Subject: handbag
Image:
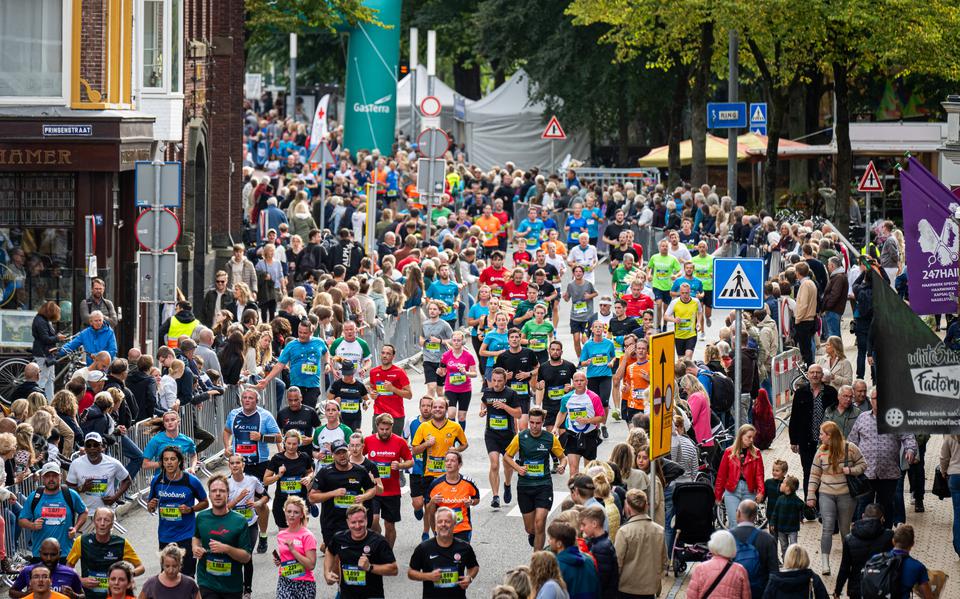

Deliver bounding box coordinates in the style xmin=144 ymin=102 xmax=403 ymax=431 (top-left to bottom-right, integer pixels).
xmin=933 ymin=466 xmax=950 ymax=500
xmin=845 ymin=443 xmax=871 ymax=498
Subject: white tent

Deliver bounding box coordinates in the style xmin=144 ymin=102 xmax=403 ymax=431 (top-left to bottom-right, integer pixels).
xmin=395 ymin=67 xmax=458 ymax=139
xmin=464 ymin=69 xmax=590 ymax=171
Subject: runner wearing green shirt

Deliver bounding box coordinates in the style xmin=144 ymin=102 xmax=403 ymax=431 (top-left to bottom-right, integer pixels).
xmin=193 ymin=475 xmax=252 ymax=599
xmin=612 ymin=253 xmax=640 ymax=297
xmin=691 ymin=240 xmax=717 ymax=327
xmin=646 ymin=238 xmax=682 ymax=330
xmin=520 ymin=303 xmax=554 ymax=364
xmin=503 ymin=407 xmax=566 ymax=550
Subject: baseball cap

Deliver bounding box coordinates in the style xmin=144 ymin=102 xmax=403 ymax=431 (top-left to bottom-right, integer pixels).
xmin=84 ymin=432 xmax=104 ymax=445
xmin=39 ymin=462 xmax=61 ymax=476
xmin=330 ymin=439 xmax=348 ymax=453
xmin=340 ymin=361 xmax=356 ymax=376
xmin=598 ymin=296 xmax=613 ymax=305
xmin=87 ymin=371 xmax=106 ymax=383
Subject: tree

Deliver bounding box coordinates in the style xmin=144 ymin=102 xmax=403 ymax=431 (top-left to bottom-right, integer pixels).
xmin=245 ymin=0 xmax=378 ymax=47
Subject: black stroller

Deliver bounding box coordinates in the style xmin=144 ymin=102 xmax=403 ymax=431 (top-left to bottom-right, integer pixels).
xmin=669 ymin=481 xmax=717 ymax=576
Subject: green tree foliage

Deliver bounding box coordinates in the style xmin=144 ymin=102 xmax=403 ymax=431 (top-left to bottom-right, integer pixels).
xmin=245 ymin=0 xmax=378 ymax=46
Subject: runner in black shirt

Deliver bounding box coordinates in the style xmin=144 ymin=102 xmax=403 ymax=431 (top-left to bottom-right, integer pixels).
xmin=328 ymin=373 xmax=369 ymax=433
xmin=494 ymin=329 xmax=539 ymax=431
xmin=347 ymin=432 xmax=382 ymax=528
xmin=480 ymin=368 xmax=521 ymax=509
xmin=537 ymin=340 xmax=576 ymax=434
xmin=408 ymin=507 xmax=479 ymax=599
xmin=526 ymin=250 xmax=559 ymax=282
xmin=324 ymin=504 xmax=398 ymax=598
xmin=608 ymin=300 xmax=646 ymax=370
xmin=276 ymin=387 xmax=321 ymax=445
xmin=531 ymin=269 xmax=559 ymax=322
xmin=264 ymin=430 xmax=315 ymax=527
xmin=308 ymin=440 xmax=378 ymax=546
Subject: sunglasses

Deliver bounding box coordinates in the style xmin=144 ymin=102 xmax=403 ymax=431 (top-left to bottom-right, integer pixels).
xmin=84 ymin=442 xmax=101 ymax=448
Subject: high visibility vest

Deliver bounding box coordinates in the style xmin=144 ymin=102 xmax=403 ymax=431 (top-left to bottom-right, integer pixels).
xmin=166 ymin=317 xmax=199 ymax=348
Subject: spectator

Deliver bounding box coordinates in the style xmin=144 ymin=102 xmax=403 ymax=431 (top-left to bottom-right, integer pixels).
xmin=58 ymin=311 xmax=118 ymax=366
xmin=940 ymin=433 xmax=960 ymax=559
xmin=824 ymin=384 xmax=860 ymax=438
xmin=78 ymin=278 xmax=119 ymax=329
xmin=225 ymin=244 xmax=258 ymax=300
xmin=788 ymin=363 xmax=837 ymax=502
xmin=8 ymin=363 xmax=43 ymax=408
xmin=614 ymin=488 xmax=665 ymax=599
xmin=138 ymin=543 xmax=200 ymax=599
xmin=159 ymin=301 xmax=201 ymax=351
xmin=886 ymin=524 xmax=934 ymax=599
xmin=817 ymin=336 xmax=853 ymax=390
xmin=502 ymin=565 xmax=532 ymax=599
xmin=767 ymin=475 xmax=804 ymax=559
xmin=730 ymin=499 xmax=779 ymax=598
xmin=257 ymin=197 xmax=288 ymax=244
xmin=127 ymin=355 xmax=157 ymax=421
xmin=50 ymin=391 xmax=82 ymax=453
xmin=578 ymin=505 xmax=618 ymax=598
xmin=761 ymin=544 xmax=828 ymax=599
xmin=685 ymin=530 xmax=751 ymax=599
xmin=793 ymin=262 xmax=818 ymax=365
xmin=199 ymin=272 xmax=236 ymax=327
xmin=546 ymin=519 xmax=600 ymax=599
xmin=714 ymin=425 xmax=765 ymax=528
xmin=835 ymin=504 xmax=893 ymax=599
xmin=528 ymin=551 xmax=568 ymax=599
xmin=32 ymin=301 xmax=66 ymax=399
xmin=821 ymin=256 xmax=847 ymax=339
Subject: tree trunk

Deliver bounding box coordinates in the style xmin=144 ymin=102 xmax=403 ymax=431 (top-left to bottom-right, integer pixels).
xmin=788 ymin=81 xmax=807 ymax=192
xmin=690 ymin=22 xmax=714 ymax=187
xmin=833 ymin=60 xmax=852 ymax=237
xmin=452 ymin=55 xmax=482 ymax=100
xmin=617 ymin=82 xmax=630 ymax=166
xmin=764 ymin=88 xmax=789 ymax=214
xmin=668 ymin=66 xmax=689 ymax=190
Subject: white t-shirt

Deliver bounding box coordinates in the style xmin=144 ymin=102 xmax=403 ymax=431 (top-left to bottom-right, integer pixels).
xmin=668 ymin=244 xmax=692 ymax=263
xmin=227 ymin=474 xmax=265 ymax=525
xmin=66 ymin=454 xmax=129 ymax=509
xmin=569 ymin=245 xmax=599 ymax=283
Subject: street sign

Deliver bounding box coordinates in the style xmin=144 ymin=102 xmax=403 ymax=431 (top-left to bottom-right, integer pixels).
xmin=749 ymin=102 xmax=767 ymax=135
xmin=707 ymin=102 xmax=747 ymax=129
xmin=649 ymin=331 xmax=675 ymax=460
xmin=416 ymin=158 xmax=446 ymax=196
xmin=541 ymin=115 xmax=566 ymax=140
xmin=135 ymin=208 xmax=181 ymax=252
xmin=417 ymin=128 xmax=450 ymax=159
xmin=419 ymin=96 xmax=442 ymax=117
xmin=453 ymin=94 xmax=466 ymax=121
xmin=858 ymin=160 xmax=885 ymax=193
xmin=138 ymin=252 xmax=177 ymax=303
xmin=713 ymin=258 xmax=765 ymax=310
xmin=314 ymin=141 xmax=336 ymax=166
xmin=134 ymin=161 xmax=181 ymax=208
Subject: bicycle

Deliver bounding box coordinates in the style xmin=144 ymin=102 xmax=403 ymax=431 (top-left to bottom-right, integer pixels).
xmin=0 ymin=348 xmax=85 ymax=406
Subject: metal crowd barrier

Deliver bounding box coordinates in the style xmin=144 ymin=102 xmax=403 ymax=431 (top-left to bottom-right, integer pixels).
xmin=770 ymin=348 xmax=802 ymax=413
xmin=362 ymin=307 xmax=424 ymax=367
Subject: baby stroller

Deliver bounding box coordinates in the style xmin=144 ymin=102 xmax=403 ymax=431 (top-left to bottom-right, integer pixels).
xmin=670 ymin=481 xmax=717 ymax=576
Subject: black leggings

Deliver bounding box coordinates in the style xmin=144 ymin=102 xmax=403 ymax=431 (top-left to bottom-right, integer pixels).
xmin=194 ymin=425 xmax=215 ymax=455
xmin=261 ymin=298 xmax=277 ymax=323
xmin=587 ymin=376 xmax=612 ymax=409
xmin=243 ymin=522 xmax=258 ymax=591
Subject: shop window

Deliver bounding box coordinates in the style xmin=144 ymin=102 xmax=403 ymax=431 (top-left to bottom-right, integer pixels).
xmin=140 ymin=0 xmax=182 ymax=94
xmin=0 ymin=0 xmax=69 ymax=102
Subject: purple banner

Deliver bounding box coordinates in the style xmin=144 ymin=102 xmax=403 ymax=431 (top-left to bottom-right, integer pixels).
xmin=901 ymin=157 xmax=959 ymax=315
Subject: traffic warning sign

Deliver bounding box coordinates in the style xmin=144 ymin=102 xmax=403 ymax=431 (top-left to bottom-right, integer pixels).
xmin=541 ymin=116 xmax=566 ymax=140
xmin=858 ymin=161 xmax=884 ymax=193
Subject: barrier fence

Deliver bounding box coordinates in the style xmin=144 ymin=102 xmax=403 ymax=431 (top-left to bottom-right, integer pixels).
xmin=770 ymin=347 xmax=802 ymax=412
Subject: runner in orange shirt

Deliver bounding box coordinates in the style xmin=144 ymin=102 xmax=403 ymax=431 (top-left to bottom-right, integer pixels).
xmin=426 ymin=451 xmax=481 ymax=542
xmin=475 ymin=204 xmax=502 ymax=254
xmin=614 ymin=336 xmax=650 ymax=424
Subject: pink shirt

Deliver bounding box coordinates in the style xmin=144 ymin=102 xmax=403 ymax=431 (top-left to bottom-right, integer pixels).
xmin=276 ymin=526 xmax=317 ymax=582
xmin=688 ymin=391 xmax=713 ymax=447
xmin=441 ymin=349 xmax=476 ymax=393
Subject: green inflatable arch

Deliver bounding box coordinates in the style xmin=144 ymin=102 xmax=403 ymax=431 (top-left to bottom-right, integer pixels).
xmin=341 ymin=0 xmax=401 ymax=154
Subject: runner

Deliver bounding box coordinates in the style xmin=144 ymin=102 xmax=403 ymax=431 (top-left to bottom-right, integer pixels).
xmin=520 ymin=303 xmax=554 ymax=364
xmin=225 ymin=453 xmax=267 ymax=599
xmin=671 ymin=261 xmax=707 ymax=340
xmin=275 ymin=387 xmax=320 ymax=447
xmin=583 ymin=195 xmax=603 ymax=247
xmin=475 ymin=205 xmax=502 ymax=258
xmin=503 ymin=407 xmax=567 ymax=550
xmin=691 ymin=239 xmax=717 ymax=328
xmin=408 ymin=507 xmax=479 ymax=599
xmin=511 ymin=284 xmax=540 ymax=329
xmin=323 ymin=504 xmax=398 ymax=598
xmin=405 ymin=397 xmax=434 ymax=540
xmin=478 ymin=251 xmax=508 ymax=297
xmin=257 ymin=318 xmax=328 ymax=408
xmin=622 ymin=276 xmax=655 ymax=318
xmin=222 ymin=386 xmax=282 ymax=555
xmin=664 ymin=282 xmax=702 ymax=359
xmin=308 ymin=439 xmax=378 ymax=549
xmin=329 ymin=321 xmax=372 ymax=377
xmin=411 ymin=398 xmax=469 ymax=540
xmin=647 ymin=238 xmax=682 ymax=329
xmin=368 ymin=344 xmax=413 ymax=436
xmin=553 ymin=371 xmax=605 ymax=477
xmin=587 ymin=296 xmax=614 ymax=330
xmin=327 ymin=361 xmax=369 ymax=433
xmin=667 ymin=229 xmax=693 ymax=262
xmin=567 ymin=235 xmax=599 ymax=285
xmin=420 ymin=300 xmax=454 ymax=399
xmin=466 ymin=284 xmax=493 ymax=358
xmin=264 ymin=430 xmax=314 ymax=529
xmin=65 ymin=508 xmax=143 ymax=599
xmin=609 ymin=300 xmax=644 ymax=362
xmin=479 ymin=368 xmax=522 ymax=509
xmin=531 ymin=268 xmax=559 ymax=327
xmin=526 ymin=249 xmax=559 ymax=283
xmin=501 ymin=268 xmax=529 ymax=310
xmin=192 ymin=475 xmax=252 ymax=599
xmin=425 ymin=264 xmax=460 ymax=328
xmin=346 ymin=432 xmax=383 ymax=527
xmin=312 ymin=401 xmax=353 ymax=467
xmin=612 ymin=252 xmax=640 ymax=297
xmin=494 ymin=329 xmax=538 ymax=431
xmin=515 ymin=204 xmax=545 ymax=252
xmin=437 ymin=331 xmax=478 ymax=430
xmin=564 ymin=203 xmax=589 ymax=250
xmin=563 ymin=265 xmax=597 ymax=357
xmin=617 ymin=337 xmax=650 ymax=423
xmin=426 ymin=452 xmax=481 ymax=541
xmin=478 ymin=311 xmax=510 ymax=383
xmin=579 ymin=320 xmax=617 ymax=436
xmin=537 ymin=341 xmax=576 ymax=440
xmin=146 ymin=446 xmax=208 ymax=577
xmin=142 ymin=410 xmax=199 ymax=472
xmin=273 ymin=497 xmax=318 ymax=599
xmin=363 ymin=413 xmax=413 ymax=548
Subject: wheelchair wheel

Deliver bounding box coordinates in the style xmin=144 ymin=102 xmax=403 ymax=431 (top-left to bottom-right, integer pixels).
xmin=673 ymin=557 xmax=687 ymax=576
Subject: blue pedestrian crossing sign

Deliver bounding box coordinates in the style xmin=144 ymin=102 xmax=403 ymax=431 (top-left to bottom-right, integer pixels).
xmin=713 ymin=258 xmax=764 ymax=310
xmin=749 ymin=103 xmax=767 ymax=136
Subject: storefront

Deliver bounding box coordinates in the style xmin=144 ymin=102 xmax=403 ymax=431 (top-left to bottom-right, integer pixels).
xmin=0 ymin=109 xmax=154 ymax=350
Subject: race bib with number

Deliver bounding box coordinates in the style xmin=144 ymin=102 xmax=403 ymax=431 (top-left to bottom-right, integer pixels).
xmin=40 ymin=505 xmax=66 ymax=524
xmin=333 ymin=494 xmax=356 ymax=508
xmin=492 ymin=287 xmax=503 ymax=296
xmin=376 ymin=463 xmax=392 ymax=478
xmin=436 ymin=567 xmax=460 ymax=589
xmin=569 ymin=410 xmax=589 ymax=422
xmin=510 ymin=381 xmax=528 ymax=395
xmin=341 ymin=400 xmax=360 ymax=414
xmin=280 ymin=559 xmax=305 ymax=579
xmin=235 ymin=507 xmax=254 ymax=521
xmin=159 ymin=506 xmax=182 ymax=521
xmin=547 ymin=387 xmax=565 ymax=399
xmin=342 ymin=565 xmax=366 ymax=586
xmin=87 ymin=479 xmax=108 ymax=496
xmin=489 ymin=416 xmax=509 ymax=431
xmin=570 ymin=232 xmax=580 ymax=240
xmin=448 ymin=373 xmax=466 ymax=385
xmin=573 ymin=301 xmax=588 ymax=314
xmin=529 ymin=339 xmax=546 ymax=351
xmin=632 ymin=387 xmax=647 ymax=400
xmin=591 ymin=355 xmax=608 ymax=366
xmin=206 ymin=558 xmax=232 ymax=576
xmin=427 ymin=456 xmax=445 ymax=474
xmin=443 ymin=304 xmax=454 ymax=315
xmin=300 ymin=363 xmax=318 ymax=375
xmin=236 ymin=443 xmax=257 ymax=455
xmin=525 ymin=462 xmax=546 ymax=477
xmin=375 ymin=382 xmax=390 ymax=396
xmin=425 ymin=342 xmax=442 ymax=352
xmin=279 ymin=478 xmax=302 ymax=493
xmin=90 ymin=572 xmax=109 ymax=590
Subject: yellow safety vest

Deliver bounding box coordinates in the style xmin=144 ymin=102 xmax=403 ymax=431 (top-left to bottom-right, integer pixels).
xmin=166 ymin=317 xmax=199 ymax=347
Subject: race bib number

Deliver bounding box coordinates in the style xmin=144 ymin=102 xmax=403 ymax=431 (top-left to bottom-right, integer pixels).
xmin=280 ymin=559 xmax=305 ymax=579
xmin=279 ymin=478 xmax=302 ymax=493
xmin=342 ymin=565 xmax=366 ymax=586
xmin=632 ymin=387 xmax=647 ymax=401
xmin=40 ymin=506 xmax=66 ymax=524
xmin=427 ymin=456 xmax=445 ymax=474
xmin=547 ymin=387 xmax=565 ymax=399
xmin=425 ymin=342 xmax=441 ymax=352
xmin=570 ymin=232 xmax=580 ymax=240
xmin=591 ymin=355 xmax=608 ymax=366
xmin=300 ymin=363 xmax=318 ymax=375
xmin=484 ymin=231 xmax=494 ymax=241
xmin=235 ymin=507 xmax=254 ymax=521
xmin=529 ymin=339 xmax=546 ymax=351
xmin=87 ymin=479 xmax=108 ymax=496
xmin=492 ymin=287 xmax=503 ymax=297
xmin=236 ymin=443 xmax=257 ymax=455
xmin=334 ymin=494 xmax=356 ymax=508
xmin=159 ymin=506 xmax=182 ymax=521
xmin=443 ymin=304 xmax=454 ymax=315
xmin=452 ymin=508 xmax=465 ymax=524
xmin=489 ymin=416 xmax=509 ymax=431
xmin=436 ymin=567 xmax=460 ymax=589
xmin=573 ymin=301 xmax=588 ymax=315
xmin=341 ymin=400 xmax=360 ymax=414
xmin=90 ymin=572 xmax=109 ymax=590
xmin=586 ymin=219 xmax=596 ymax=226
xmin=448 ymin=373 xmax=466 ymax=385
xmin=376 ymin=463 xmax=392 ymax=478
xmin=569 ymin=410 xmax=588 ymax=422
xmin=206 ymin=558 xmax=232 ymax=576
xmin=510 ymin=381 xmax=528 ymax=395
xmin=511 ymin=299 xmax=520 ymax=308
xmin=525 ymin=462 xmax=546 ymax=477
xmin=320 ymin=453 xmax=334 ymax=465
xmin=375 ymin=382 xmax=390 ymax=396
xmin=677 ymin=318 xmax=692 ymax=332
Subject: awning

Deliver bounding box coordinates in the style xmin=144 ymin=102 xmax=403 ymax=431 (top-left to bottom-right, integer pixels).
xmin=637 ymin=134 xmax=748 ymax=167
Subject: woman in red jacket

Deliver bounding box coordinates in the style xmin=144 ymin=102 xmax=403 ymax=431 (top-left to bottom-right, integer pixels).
xmin=714 ymin=424 xmax=765 ymax=528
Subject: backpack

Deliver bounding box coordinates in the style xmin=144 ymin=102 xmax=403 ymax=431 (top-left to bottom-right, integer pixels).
xmin=860 ymin=551 xmax=903 ymax=599
xmin=752 ymin=389 xmax=776 ymax=450
xmin=734 ymin=528 xmax=763 ymax=590
xmin=30 ymin=485 xmax=84 ymax=523
xmin=706 ymin=371 xmax=736 ymax=413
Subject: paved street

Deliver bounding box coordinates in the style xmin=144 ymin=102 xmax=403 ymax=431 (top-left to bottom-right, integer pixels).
xmin=100 ymin=266 xmax=957 ymax=599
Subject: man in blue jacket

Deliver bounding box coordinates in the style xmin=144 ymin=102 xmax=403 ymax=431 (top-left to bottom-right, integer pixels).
xmin=58 ymin=311 xmax=117 ymax=365
xmin=548 ymin=519 xmax=600 ymax=599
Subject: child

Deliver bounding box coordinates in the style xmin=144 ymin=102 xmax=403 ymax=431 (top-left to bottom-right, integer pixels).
xmin=764 ymin=459 xmax=787 ymax=527
xmin=768 ymin=475 xmax=804 ymax=558
xmin=157 ymin=359 xmax=183 ymax=415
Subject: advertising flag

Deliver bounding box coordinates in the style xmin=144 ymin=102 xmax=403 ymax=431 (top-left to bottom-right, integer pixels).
xmin=309 ymin=93 xmax=330 ymax=150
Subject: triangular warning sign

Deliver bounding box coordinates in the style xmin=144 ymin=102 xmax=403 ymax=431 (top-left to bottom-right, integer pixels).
xmin=717 ymin=264 xmax=759 ymax=300
xmin=751 ymin=105 xmax=765 ymax=123
xmin=541 ymin=116 xmax=566 ymax=140
xmin=858 ymin=161 xmax=884 ymax=193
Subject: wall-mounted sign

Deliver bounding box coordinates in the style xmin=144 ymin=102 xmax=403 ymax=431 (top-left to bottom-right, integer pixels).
xmin=42 ymin=124 xmax=93 ymax=137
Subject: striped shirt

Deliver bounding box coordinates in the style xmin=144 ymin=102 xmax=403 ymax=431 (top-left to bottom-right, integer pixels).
xmin=807 ymin=442 xmax=866 ymax=497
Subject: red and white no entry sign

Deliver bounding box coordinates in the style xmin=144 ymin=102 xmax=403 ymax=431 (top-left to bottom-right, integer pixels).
xmin=420 ymin=96 xmax=442 ymax=117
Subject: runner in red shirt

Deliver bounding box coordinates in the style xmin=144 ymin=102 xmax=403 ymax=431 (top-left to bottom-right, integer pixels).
xmin=479 ymin=251 xmax=509 ymax=298
xmin=501 ymin=267 xmax=529 ymax=309
xmin=493 ymin=198 xmax=511 ymax=251
xmin=364 ymin=413 xmax=413 ymax=548
xmin=368 ymin=344 xmax=412 ymax=435
xmin=623 ymin=277 xmax=655 ymax=317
